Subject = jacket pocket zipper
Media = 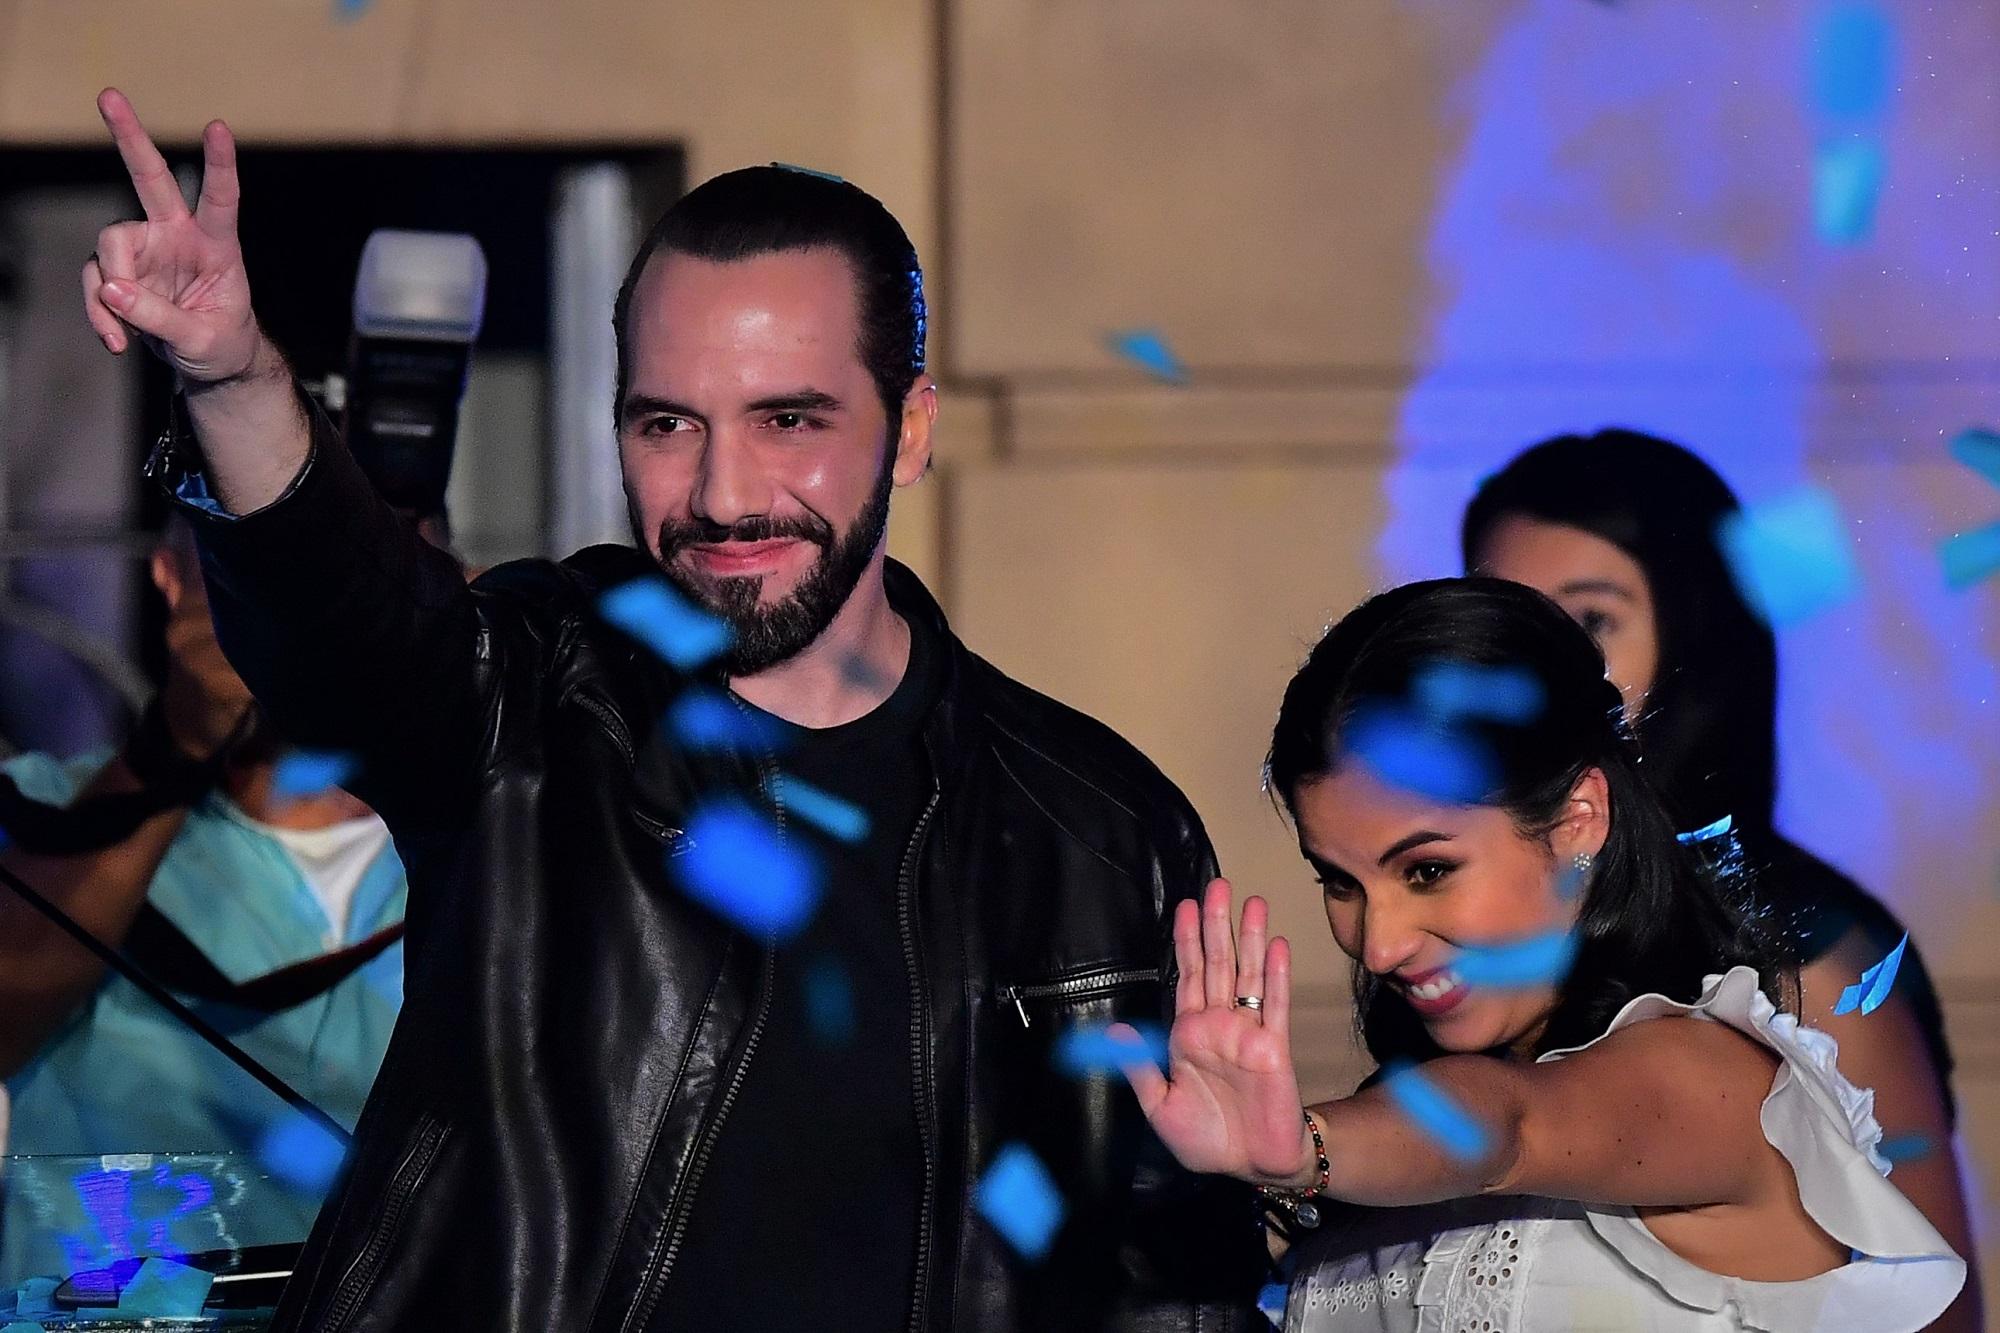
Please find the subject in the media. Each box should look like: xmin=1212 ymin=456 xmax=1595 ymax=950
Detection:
xmin=320 ymin=1113 xmax=450 ymax=1333
xmin=995 ymin=966 xmax=1159 ymax=1028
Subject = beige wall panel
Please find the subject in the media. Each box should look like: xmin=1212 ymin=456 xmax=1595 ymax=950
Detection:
xmin=0 ymin=0 xmax=428 ymax=141
xmin=0 ymin=0 xmax=939 ymax=270
xmin=948 ymin=0 xmax=1478 ymax=379
xmin=950 ymin=456 xmax=1389 ymax=1097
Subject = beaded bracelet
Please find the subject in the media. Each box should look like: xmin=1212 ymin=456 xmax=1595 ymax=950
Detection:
xmin=1255 ymin=1108 xmax=1330 ymax=1229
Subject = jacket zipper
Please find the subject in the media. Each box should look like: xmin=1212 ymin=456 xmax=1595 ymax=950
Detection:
xmin=995 ymin=966 xmax=1160 ymax=1028
xmin=620 ymin=697 xmax=783 ymax=1333
xmin=320 ymin=1114 xmax=449 ymax=1333
xmin=899 ymin=786 xmax=942 ymax=1333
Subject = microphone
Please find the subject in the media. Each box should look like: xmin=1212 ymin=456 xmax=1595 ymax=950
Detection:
xmin=341 ymin=229 xmax=488 ymax=515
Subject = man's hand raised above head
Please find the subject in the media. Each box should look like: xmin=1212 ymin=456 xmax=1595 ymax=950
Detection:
xmin=85 ymin=89 xmax=307 ymax=515
xmin=83 ymin=89 xmax=263 ymax=386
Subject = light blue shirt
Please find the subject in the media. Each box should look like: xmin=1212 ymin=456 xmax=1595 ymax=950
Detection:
xmin=0 ymin=749 xmax=406 ymax=1285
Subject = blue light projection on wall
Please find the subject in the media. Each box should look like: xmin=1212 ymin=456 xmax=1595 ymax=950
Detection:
xmin=1380 ymin=1 xmax=1999 ymax=911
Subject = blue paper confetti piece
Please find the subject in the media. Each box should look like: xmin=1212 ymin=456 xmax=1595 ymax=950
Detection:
xmin=1717 ymin=487 xmax=1862 ymax=625
xmin=1878 ymin=1132 xmax=1934 ymax=1167
xmin=1343 ymin=703 xmax=1497 ymax=805
xmin=1942 ymin=522 xmax=2000 ymax=590
xmin=1106 ymin=328 xmax=1186 ymax=384
xmin=11 ymin=1276 xmax=59 ymax=1320
xmin=768 ymin=773 xmax=869 ymax=843
xmin=257 ymin=1112 xmax=348 ymax=1194
xmin=1811 ymin=4 xmax=1895 ymax=120
xmin=802 ymin=958 xmax=856 ymax=1046
xmin=1382 ymin=1061 xmax=1493 ymax=1161
xmin=1256 ymin=1281 xmax=1289 ymax=1326
xmin=975 ymin=1143 xmax=1066 ymax=1260
xmin=1412 ymin=662 xmax=1545 ymax=726
xmin=332 ymin=0 xmax=371 ymax=19
xmin=672 ymin=800 xmax=821 ymax=937
xmin=1451 ymin=931 xmax=1577 ymax=989
xmin=1813 ymin=138 xmax=1886 ymax=245
xmin=1054 ymin=1022 xmax=1167 ymax=1077
xmin=271 ymin=750 xmax=357 ymax=802
xmin=3 ymin=1323 xmax=51 ymax=1333
xmin=1555 ymin=858 xmax=1590 ymax=902
xmin=599 ymin=578 xmax=733 ymax=671
xmin=665 ymin=689 xmax=787 ymax=753
xmin=1833 ymin=932 xmax=1908 ymax=1016
xmin=1676 ymin=814 xmax=1736 ymax=845
xmin=1951 ymin=428 xmax=2000 ymax=488
xmin=770 ymin=161 xmax=846 ymax=183
xmin=118 ymin=1257 xmax=213 ymax=1317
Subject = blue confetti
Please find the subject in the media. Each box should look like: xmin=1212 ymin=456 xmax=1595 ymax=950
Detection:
xmin=1054 ymin=1022 xmax=1167 ymax=1077
xmin=1343 ymin=703 xmax=1497 ymax=805
xmin=1676 ymin=814 xmax=1736 ymax=845
xmin=803 ymin=958 xmax=856 ymax=1046
xmin=770 ymin=161 xmax=846 ymax=183
xmin=975 ymin=1143 xmax=1066 ymax=1260
xmin=672 ymin=800 xmax=821 ymax=937
xmin=1811 ymin=4 xmax=1895 ymax=120
xmin=1942 ymin=522 xmax=2000 ymax=590
xmin=3 ymin=1322 xmax=51 ymax=1333
xmin=1555 ymin=858 xmax=1590 ymax=902
xmin=599 ymin=578 xmax=733 ymax=670
xmin=1106 ymin=328 xmax=1186 ymax=384
xmin=1382 ymin=1061 xmax=1493 ymax=1161
xmin=1878 ymin=1132 xmax=1934 ymax=1167
xmin=271 ymin=750 xmax=357 ymax=802
xmin=332 ymin=0 xmax=371 ymax=19
xmin=768 ymin=773 xmax=869 ymax=843
xmin=257 ymin=1112 xmax=348 ymax=1194
xmin=1256 ymin=1281 xmax=1288 ymax=1326
xmin=1813 ymin=138 xmax=1885 ymax=245
xmin=1451 ymin=931 xmax=1577 ymax=989
xmin=118 ymin=1257 xmax=212 ymax=1317
xmin=665 ymin=689 xmax=786 ymax=753
xmin=1951 ymin=428 xmax=2000 ymax=488
xmin=1717 ymin=487 xmax=1862 ymax=625
xmin=1412 ymin=662 xmax=1545 ymax=726
xmin=1833 ymin=932 xmax=1908 ymax=1016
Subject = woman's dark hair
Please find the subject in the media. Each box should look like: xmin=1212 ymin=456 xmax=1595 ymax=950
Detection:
xmin=612 ymin=165 xmax=928 ymax=427
xmin=1459 ymin=429 xmax=1773 ymax=835
xmin=1267 ymin=577 xmax=1786 ymax=1065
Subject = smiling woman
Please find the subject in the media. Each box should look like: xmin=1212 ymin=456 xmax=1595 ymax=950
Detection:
xmin=1114 ymin=577 xmax=1966 ymax=1331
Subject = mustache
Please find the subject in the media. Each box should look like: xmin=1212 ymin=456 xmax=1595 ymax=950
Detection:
xmin=657 ymin=512 xmax=835 ymax=557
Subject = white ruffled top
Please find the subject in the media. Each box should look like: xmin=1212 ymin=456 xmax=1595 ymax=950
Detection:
xmin=1283 ymin=966 xmax=1966 ymax=1333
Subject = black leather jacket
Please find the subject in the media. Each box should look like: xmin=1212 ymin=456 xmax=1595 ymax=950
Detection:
xmin=163 ymin=406 xmax=1265 ymax=1331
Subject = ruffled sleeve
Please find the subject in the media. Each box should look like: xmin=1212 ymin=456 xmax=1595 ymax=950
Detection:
xmin=1534 ymin=965 xmax=1965 ymax=1332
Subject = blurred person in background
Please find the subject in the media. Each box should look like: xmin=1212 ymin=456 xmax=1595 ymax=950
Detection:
xmin=0 ymin=510 xmax=450 ymax=1277
xmin=1461 ymin=429 xmax=1978 ymax=1330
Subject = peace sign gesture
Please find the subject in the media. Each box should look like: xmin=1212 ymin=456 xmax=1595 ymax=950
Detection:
xmin=1114 ymin=878 xmax=1319 ymax=1188
xmin=83 ymin=88 xmax=261 ymax=386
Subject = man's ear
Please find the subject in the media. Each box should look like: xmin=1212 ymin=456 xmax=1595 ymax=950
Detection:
xmin=892 ymin=374 xmax=938 ymax=487
xmin=150 ymin=544 xmax=186 ymax=612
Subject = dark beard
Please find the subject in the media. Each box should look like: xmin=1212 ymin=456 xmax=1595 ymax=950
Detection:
xmin=646 ymin=449 xmax=895 ymax=676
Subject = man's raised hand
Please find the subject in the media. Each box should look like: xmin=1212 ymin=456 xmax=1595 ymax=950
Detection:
xmin=83 ymin=88 xmax=262 ymax=386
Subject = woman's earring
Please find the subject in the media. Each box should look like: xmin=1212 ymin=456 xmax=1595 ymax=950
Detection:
xmin=1559 ymin=852 xmax=1594 ymax=901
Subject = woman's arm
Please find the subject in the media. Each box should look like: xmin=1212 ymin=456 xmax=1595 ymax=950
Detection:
xmin=1121 ymin=878 xmax=1784 ymax=1215
xmin=1802 ymin=931 xmax=1982 ymax=1332
xmin=1300 ymin=1017 xmax=1781 ymax=1209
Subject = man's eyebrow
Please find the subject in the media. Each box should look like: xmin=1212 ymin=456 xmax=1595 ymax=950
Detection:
xmin=744 ymin=390 xmax=844 ymax=414
xmin=620 ymin=394 xmax=705 ymax=425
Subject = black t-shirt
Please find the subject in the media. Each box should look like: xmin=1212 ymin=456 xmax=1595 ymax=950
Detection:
xmin=649 ymin=613 xmax=940 ymax=1331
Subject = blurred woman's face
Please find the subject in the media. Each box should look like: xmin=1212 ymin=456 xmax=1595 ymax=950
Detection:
xmin=1291 ymin=763 xmax=1607 ymax=1057
xmin=1471 ymin=515 xmax=1658 ymax=723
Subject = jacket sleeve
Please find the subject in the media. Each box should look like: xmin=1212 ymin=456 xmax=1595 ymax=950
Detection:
xmin=156 ymin=390 xmax=516 ymax=833
xmin=1119 ymin=805 xmax=1272 ymax=1320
